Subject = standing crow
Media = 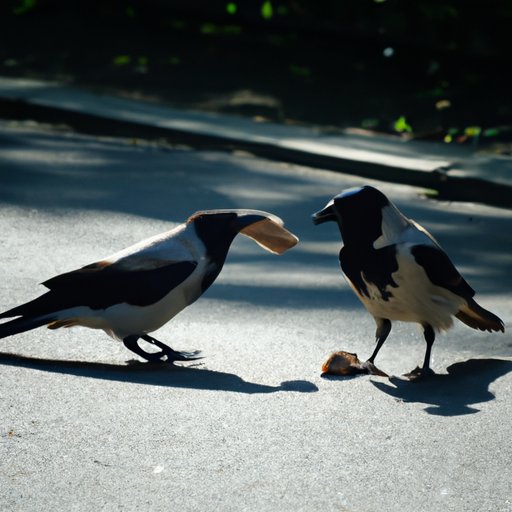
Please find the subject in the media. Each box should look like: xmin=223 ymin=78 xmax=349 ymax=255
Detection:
xmin=0 ymin=209 xmax=298 ymax=362
xmin=313 ymin=186 xmax=504 ymax=379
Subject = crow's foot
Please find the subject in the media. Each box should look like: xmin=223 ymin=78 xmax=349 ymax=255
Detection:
xmin=124 ymin=335 xmax=202 ymax=363
xmin=403 ymin=366 xmax=435 ymax=381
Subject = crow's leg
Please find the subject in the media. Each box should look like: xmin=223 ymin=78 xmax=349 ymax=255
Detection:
xmin=421 ymin=324 xmax=436 ymax=373
xmin=367 ymin=318 xmax=391 ymax=364
xmin=140 ymin=334 xmax=201 ymax=362
xmin=404 ymin=324 xmax=436 ymax=380
xmin=123 ymin=335 xmax=168 ymax=362
xmin=360 ymin=318 xmax=391 ymax=375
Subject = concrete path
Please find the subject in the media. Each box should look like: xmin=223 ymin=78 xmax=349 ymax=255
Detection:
xmin=0 ymin=120 xmax=511 ymax=512
xmin=1 ymin=76 xmax=511 ymax=207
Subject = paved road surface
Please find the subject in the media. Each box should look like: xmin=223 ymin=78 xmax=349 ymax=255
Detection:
xmin=0 ymin=121 xmax=511 ymax=511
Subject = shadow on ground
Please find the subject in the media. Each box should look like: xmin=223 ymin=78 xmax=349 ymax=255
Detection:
xmin=370 ymin=358 xmax=512 ymax=416
xmin=0 ymin=351 xmax=318 ymax=394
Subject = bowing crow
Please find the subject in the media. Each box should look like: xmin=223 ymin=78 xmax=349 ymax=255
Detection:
xmin=313 ymin=186 xmax=504 ymax=379
xmin=0 ymin=209 xmax=298 ymax=362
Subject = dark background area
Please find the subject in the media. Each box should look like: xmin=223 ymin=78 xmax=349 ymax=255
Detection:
xmin=1 ymin=0 xmax=511 ymax=145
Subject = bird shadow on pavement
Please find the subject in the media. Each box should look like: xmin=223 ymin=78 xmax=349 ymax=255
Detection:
xmin=370 ymin=358 xmax=512 ymax=416
xmin=0 ymin=351 xmax=318 ymax=394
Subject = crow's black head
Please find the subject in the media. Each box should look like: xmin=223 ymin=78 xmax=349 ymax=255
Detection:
xmin=312 ymin=186 xmax=390 ymax=246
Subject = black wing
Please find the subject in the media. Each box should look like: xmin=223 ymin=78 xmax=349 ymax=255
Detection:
xmin=0 ymin=260 xmax=198 ymax=319
xmin=411 ymin=245 xmax=474 ymax=299
xmin=339 ymin=245 xmax=398 ymax=301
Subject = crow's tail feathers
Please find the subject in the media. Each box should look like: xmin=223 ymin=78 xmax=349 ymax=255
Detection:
xmin=0 ymin=315 xmax=56 ymax=340
xmin=456 ymin=298 xmax=505 ymax=333
xmin=0 ymin=291 xmax=63 ymax=340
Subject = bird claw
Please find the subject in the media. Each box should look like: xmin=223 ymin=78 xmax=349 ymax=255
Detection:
xmin=124 ymin=335 xmax=202 ymax=363
xmin=162 ymin=348 xmax=203 ymax=362
xmin=360 ymin=360 xmax=389 ymax=377
xmin=403 ymin=366 xmax=435 ymax=381
xmin=137 ymin=335 xmax=202 ymax=362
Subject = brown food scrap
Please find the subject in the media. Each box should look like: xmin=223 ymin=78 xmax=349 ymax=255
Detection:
xmin=322 ymin=351 xmax=388 ymax=377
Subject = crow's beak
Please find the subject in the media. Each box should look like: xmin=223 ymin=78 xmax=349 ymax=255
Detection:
xmin=312 ymin=201 xmax=336 ymax=225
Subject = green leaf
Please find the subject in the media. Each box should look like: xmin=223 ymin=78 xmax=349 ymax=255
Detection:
xmin=13 ymin=0 xmax=36 ymax=15
xmin=126 ymin=6 xmax=135 ymax=18
xmin=483 ymin=127 xmax=501 ymax=138
xmin=464 ymin=126 xmax=481 ymax=137
xmin=261 ymin=1 xmax=273 ymax=20
xmin=424 ymin=189 xmax=439 ymax=199
xmin=226 ymin=2 xmax=237 ymax=15
xmin=200 ymin=23 xmax=218 ymax=35
xmin=394 ymin=116 xmax=413 ymax=133
xmin=113 ymin=55 xmax=131 ymax=66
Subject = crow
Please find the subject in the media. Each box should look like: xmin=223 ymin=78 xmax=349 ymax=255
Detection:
xmin=313 ymin=186 xmax=504 ymax=379
xmin=0 ymin=209 xmax=298 ymax=362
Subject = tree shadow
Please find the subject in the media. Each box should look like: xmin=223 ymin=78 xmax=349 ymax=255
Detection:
xmin=0 ymin=351 xmax=318 ymax=394
xmin=370 ymin=358 xmax=512 ymax=416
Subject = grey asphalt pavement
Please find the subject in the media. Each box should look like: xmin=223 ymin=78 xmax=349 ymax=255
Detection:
xmin=0 ymin=120 xmax=511 ymax=512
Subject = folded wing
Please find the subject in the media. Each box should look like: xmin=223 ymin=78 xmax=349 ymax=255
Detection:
xmin=0 ymin=260 xmax=198 ymax=319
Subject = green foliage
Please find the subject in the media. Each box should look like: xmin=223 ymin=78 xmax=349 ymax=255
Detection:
xmin=261 ymin=1 xmax=273 ymax=20
xmin=125 ymin=6 xmax=136 ymax=18
xmin=113 ymin=55 xmax=131 ymax=66
xmin=464 ymin=126 xmax=481 ymax=137
xmin=483 ymin=127 xmax=501 ymax=138
xmin=200 ymin=23 xmax=216 ymax=35
xmin=443 ymin=126 xmax=497 ymax=144
xmin=226 ymin=2 xmax=237 ymax=15
xmin=13 ymin=0 xmax=36 ymax=15
xmin=394 ymin=116 xmax=413 ymax=133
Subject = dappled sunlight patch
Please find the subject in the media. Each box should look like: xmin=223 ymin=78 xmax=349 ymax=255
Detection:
xmin=295 ymin=240 xmax=342 ymax=256
xmin=0 ymin=76 xmax=61 ymax=94
xmin=278 ymin=138 xmax=449 ymax=171
xmin=0 ymin=148 xmax=112 ymax=168
xmin=211 ymin=182 xmax=296 ymax=204
xmin=218 ymin=263 xmax=341 ymax=290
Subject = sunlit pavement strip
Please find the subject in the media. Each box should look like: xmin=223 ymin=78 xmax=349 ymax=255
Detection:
xmin=0 ymin=115 xmax=511 ymax=511
xmin=2 ymin=76 xmax=512 ymax=194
